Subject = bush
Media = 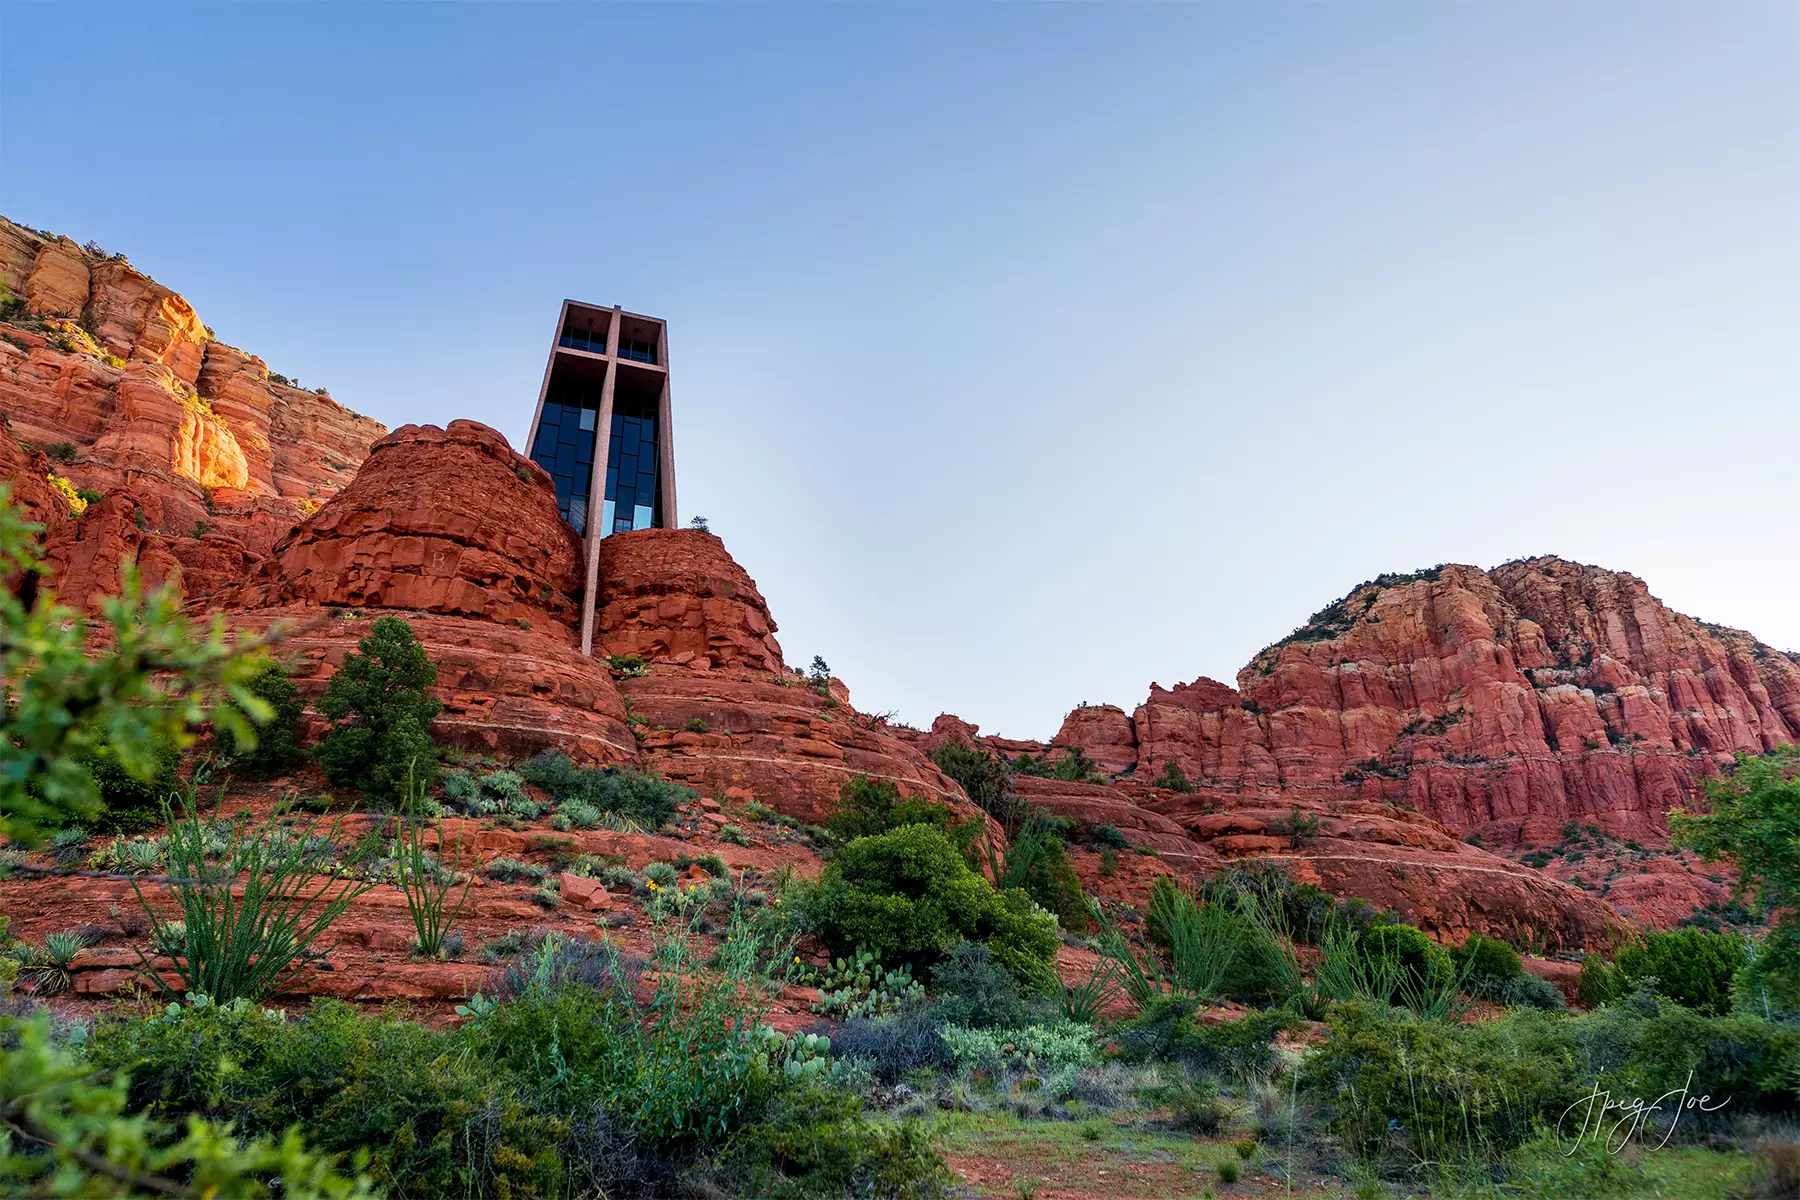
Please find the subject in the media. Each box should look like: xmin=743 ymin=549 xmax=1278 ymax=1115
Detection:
xmin=929 ymin=942 xmax=1033 ymax=1029
xmin=314 ymin=616 xmax=441 ymax=806
xmin=938 ymin=1021 xmax=1101 ymax=1078
xmin=222 ymin=660 xmax=306 ymax=777
xmin=1577 ymin=953 xmax=1626 ymax=1008
xmin=79 ymin=740 xmax=181 ymax=834
xmin=928 ymin=739 xmax=1027 ymax=826
xmin=827 ymin=1006 xmax=954 ymax=1084
xmin=987 ymin=818 xmax=1089 ymax=933
xmin=1362 ymin=923 xmax=1453 ymax=996
xmin=520 ymin=749 xmax=693 ymax=826
xmin=1304 ymin=1001 xmax=1580 ymax=1163
xmin=824 ymin=776 xmax=978 ymax=850
xmin=1151 ymin=760 xmax=1193 ymax=792
xmin=83 ymin=997 xmax=559 ymax=1196
xmin=2 ymin=1010 xmax=372 ymax=1198
xmin=1615 ymin=927 xmax=1745 ymax=1015
xmin=800 ymin=824 xmax=1059 ymax=991
xmin=1499 ymin=972 xmax=1568 ymax=1011
xmin=717 ymin=1081 xmax=950 ymax=1199
xmin=1452 ymin=933 xmax=1522 ymax=988
xmin=1113 ymin=997 xmax=1292 ymax=1075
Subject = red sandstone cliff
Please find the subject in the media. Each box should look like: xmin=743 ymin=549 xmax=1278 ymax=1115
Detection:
xmin=0 ymin=216 xmax=384 ymax=596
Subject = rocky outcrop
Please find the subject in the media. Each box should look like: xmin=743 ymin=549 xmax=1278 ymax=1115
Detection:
xmin=0 ymin=216 xmax=384 ymax=572
xmin=1049 ymin=560 xmax=1800 ymax=860
xmin=595 ymin=528 xmax=785 ymax=671
xmin=1051 ymin=705 xmax=1137 ymax=776
xmin=222 ymin=421 xmax=583 ymax=636
xmin=1135 ymin=782 xmax=1623 ymax=951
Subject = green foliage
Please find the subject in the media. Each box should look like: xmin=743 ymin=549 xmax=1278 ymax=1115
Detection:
xmin=1577 ymin=953 xmax=1626 ymax=1008
xmin=0 ymin=489 xmax=274 ymax=844
xmin=1453 ymin=932 xmax=1523 ymax=998
xmin=1050 ymin=745 xmax=1104 ymax=783
xmin=467 ymin=893 xmax=794 ymax=1144
xmin=396 ymin=784 xmax=471 ymax=959
xmin=133 ymin=798 xmax=372 ymax=1002
xmin=800 ymin=823 xmax=1059 ymax=992
xmin=809 ymin=947 xmax=926 ymax=1019
xmin=982 ymin=814 xmax=1088 ymax=932
xmin=1305 ymin=1001 xmax=1579 ymax=1164
xmin=78 ymin=738 xmax=182 ymax=834
xmin=928 ymin=941 xmax=1033 ymax=1029
xmin=314 ymin=616 xmax=441 ymax=806
xmin=825 ymin=776 xmax=979 ymax=850
xmin=84 ymin=996 xmax=559 ymax=1196
xmin=606 ymin=653 xmax=650 ymax=677
xmin=0 ymin=1011 xmax=373 ymax=1198
xmin=1112 ymin=997 xmax=1293 ymax=1075
xmin=717 ymin=1082 xmax=949 ymax=1200
xmin=928 ymin=739 xmax=1028 ymax=826
xmin=221 ymin=660 xmax=306 ymax=777
xmin=1615 ymin=927 xmax=1745 ymax=1015
xmin=520 ymin=749 xmax=693 ymax=826
xmin=1151 ymin=760 xmax=1193 ymax=792
xmin=938 ymin=1021 xmax=1101 ymax=1078
xmin=1362 ymin=923 xmax=1453 ymax=995
xmin=1674 ymin=748 xmax=1800 ymax=1009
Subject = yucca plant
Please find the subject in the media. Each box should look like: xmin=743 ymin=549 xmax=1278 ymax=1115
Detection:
xmin=396 ymin=762 xmax=472 ymax=958
xmin=131 ymin=790 xmax=371 ymax=1002
xmin=1088 ymin=897 xmax=1163 ymax=1010
xmin=17 ymin=929 xmax=94 ymax=994
xmin=1059 ymin=957 xmax=1123 ymax=1024
xmin=121 ymin=836 xmax=164 ymax=874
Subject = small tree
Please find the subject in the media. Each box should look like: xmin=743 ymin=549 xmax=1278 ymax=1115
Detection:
xmin=223 ymin=660 xmax=306 ymax=777
xmin=1152 ymin=760 xmax=1194 ymax=793
xmin=315 ymin=616 xmax=441 ymax=805
xmin=1673 ymin=749 xmax=1800 ymax=1011
xmin=688 ymin=515 xmax=710 ymax=533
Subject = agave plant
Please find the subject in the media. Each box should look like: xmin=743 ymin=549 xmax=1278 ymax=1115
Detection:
xmin=121 ymin=836 xmax=165 ymax=874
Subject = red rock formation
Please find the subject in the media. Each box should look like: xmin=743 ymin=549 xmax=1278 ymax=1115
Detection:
xmin=595 ymin=528 xmax=785 ymax=671
xmin=1046 ymin=561 xmax=1799 ymax=860
xmin=0 ymin=216 xmax=384 ymax=566
xmin=223 ymin=421 xmax=583 ymax=636
xmin=1051 ymin=705 xmax=1137 ymax=776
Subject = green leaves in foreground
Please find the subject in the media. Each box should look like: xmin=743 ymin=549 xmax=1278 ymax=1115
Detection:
xmin=0 ymin=1011 xmax=372 ymax=1198
xmin=0 ymin=488 xmax=278 ymax=845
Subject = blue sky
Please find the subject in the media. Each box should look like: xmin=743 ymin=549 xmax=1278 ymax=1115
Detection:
xmin=4 ymin=2 xmax=1796 ymax=738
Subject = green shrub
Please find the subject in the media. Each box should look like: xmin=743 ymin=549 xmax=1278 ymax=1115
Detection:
xmin=1615 ymin=927 xmax=1744 ymax=1015
xmin=928 ymin=739 xmax=1028 ymax=826
xmin=520 ymin=749 xmax=693 ymax=826
xmin=1113 ymin=997 xmax=1292 ymax=1075
xmin=825 ymin=776 xmax=978 ymax=850
xmin=929 ymin=941 xmax=1033 ymax=1029
xmin=1151 ymin=760 xmax=1193 ymax=792
xmin=1499 ymin=971 xmax=1568 ymax=1011
xmin=1452 ymin=932 xmax=1522 ymax=986
xmin=984 ymin=815 xmax=1088 ymax=932
xmin=314 ymin=616 xmax=441 ymax=806
xmin=2 ymin=1010 xmax=372 ymax=1198
xmin=801 ymin=824 xmax=1058 ymax=991
xmin=718 ymin=1081 xmax=950 ymax=1200
xmin=84 ymin=996 xmax=560 ymax=1196
xmin=1362 ymin=923 xmax=1453 ymax=995
xmin=221 ymin=660 xmax=306 ymax=777
xmin=1576 ymin=953 xmax=1625 ymax=1009
xmin=79 ymin=740 xmax=181 ymax=834
xmin=1304 ymin=1001 xmax=1580 ymax=1163
xmin=1051 ymin=745 xmax=1104 ymax=784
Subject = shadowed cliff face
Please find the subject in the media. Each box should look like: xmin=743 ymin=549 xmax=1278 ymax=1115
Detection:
xmin=0 ymin=216 xmax=385 ymax=588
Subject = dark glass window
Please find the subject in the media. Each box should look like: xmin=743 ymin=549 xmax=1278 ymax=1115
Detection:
xmin=618 ymin=338 xmax=657 ymax=364
xmin=602 ymin=411 xmax=660 ymax=532
xmin=528 ymin=399 xmax=600 ymax=528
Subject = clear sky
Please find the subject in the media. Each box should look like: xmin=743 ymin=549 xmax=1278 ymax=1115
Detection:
xmin=4 ymin=2 xmax=1796 ymax=739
